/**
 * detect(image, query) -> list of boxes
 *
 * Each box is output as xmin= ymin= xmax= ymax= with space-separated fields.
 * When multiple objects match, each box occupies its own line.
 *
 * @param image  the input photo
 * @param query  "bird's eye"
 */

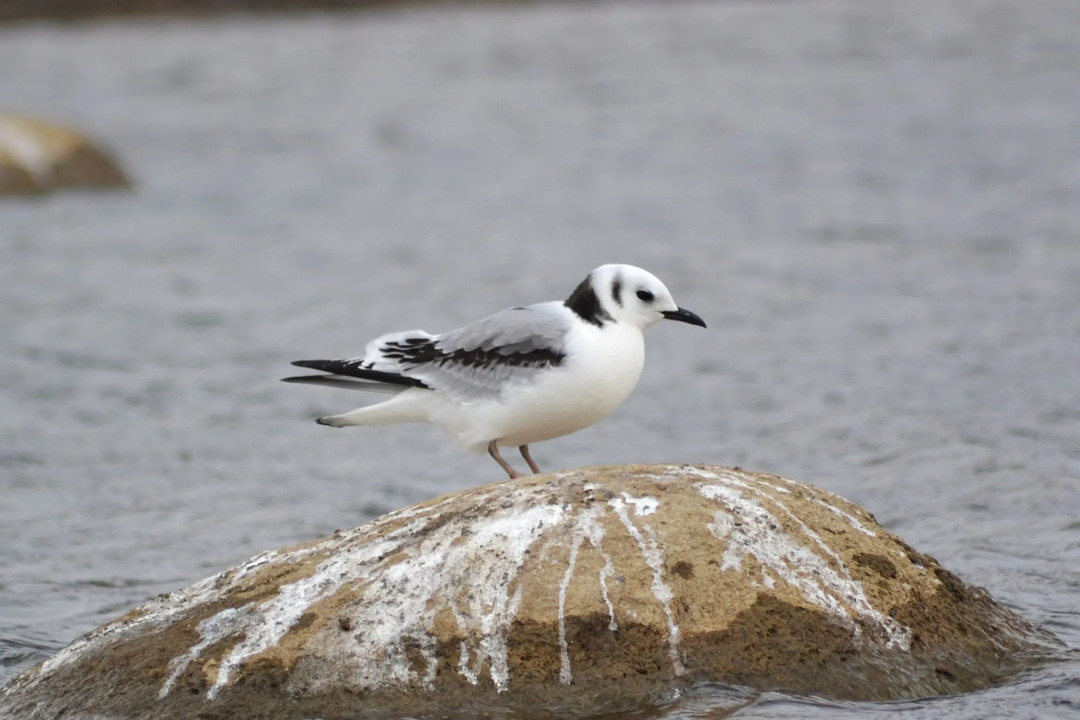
xmin=636 ymin=289 xmax=654 ymax=303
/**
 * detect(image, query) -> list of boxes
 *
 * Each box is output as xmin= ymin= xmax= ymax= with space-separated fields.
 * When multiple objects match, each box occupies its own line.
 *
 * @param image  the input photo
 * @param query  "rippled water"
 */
xmin=1 ymin=0 xmax=1079 ymax=717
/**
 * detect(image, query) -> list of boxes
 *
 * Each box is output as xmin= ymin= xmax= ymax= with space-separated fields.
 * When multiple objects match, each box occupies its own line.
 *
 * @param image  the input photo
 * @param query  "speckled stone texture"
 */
xmin=0 ymin=465 xmax=1059 ymax=719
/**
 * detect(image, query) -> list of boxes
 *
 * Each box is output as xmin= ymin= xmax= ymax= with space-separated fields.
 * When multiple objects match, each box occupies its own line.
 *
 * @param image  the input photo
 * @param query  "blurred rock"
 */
xmin=1 ymin=0 xmax=460 ymax=23
xmin=0 ymin=465 xmax=1060 ymax=718
xmin=0 ymin=116 xmax=130 ymax=195
xmin=0 ymin=144 xmax=41 ymax=195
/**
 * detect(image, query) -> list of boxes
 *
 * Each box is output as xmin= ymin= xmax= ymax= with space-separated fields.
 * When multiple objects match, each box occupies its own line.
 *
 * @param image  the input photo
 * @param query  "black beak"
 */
xmin=661 ymin=307 xmax=707 ymax=328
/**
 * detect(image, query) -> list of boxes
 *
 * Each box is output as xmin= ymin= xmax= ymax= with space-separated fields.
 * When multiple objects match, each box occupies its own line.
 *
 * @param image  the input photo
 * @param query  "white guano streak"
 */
xmin=755 ymin=477 xmax=877 ymax=537
xmin=696 ymin=476 xmax=910 ymax=650
xmin=557 ymin=525 xmax=585 ymax=686
xmin=609 ymin=496 xmax=685 ymax=676
xmin=44 ymin=547 xmax=306 ymax=688
xmin=439 ymin=505 xmax=563 ymax=691
xmin=158 ymin=494 xmax=564 ymax=700
xmin=163 ymin=535 xmax=404 ymax=699
xmin=557 ymin=506 xmax=617 ymax=686
xmin=680 ymin=466 xmax=877 ymax=538
xmin=621 ymin=492 xmax=659 ymax=516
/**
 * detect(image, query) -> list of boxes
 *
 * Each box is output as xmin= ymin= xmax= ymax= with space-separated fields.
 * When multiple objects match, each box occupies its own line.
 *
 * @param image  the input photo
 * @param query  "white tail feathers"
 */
xmin=315 ymin=392 xmax=430 ymax=428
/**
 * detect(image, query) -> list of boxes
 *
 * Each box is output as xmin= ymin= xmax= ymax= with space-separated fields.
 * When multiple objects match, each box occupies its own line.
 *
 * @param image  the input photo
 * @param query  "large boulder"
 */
xmin=0 ymin=465 xmax=1059 ymax=718
xmin=0 ymin=115 xmax=130 ymax=195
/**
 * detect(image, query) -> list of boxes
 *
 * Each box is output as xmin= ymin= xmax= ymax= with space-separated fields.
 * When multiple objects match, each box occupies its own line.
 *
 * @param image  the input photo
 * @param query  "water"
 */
xmin=1 ymin=0 xmax=1079 ymax=716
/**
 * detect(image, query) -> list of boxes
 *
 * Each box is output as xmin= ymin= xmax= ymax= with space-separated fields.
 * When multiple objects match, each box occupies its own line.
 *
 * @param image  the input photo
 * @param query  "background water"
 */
xmin=1 ymin=0 xmax=1079 ymax=717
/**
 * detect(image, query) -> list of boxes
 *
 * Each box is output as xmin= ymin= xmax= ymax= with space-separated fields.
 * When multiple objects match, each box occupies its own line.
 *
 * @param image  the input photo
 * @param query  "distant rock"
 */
xmin=0 ymin=465 xmax=1060 ymax=718
xmin=0 ymin=144 xmax=40 ymax=195
xmin=0 ymin=115 xmax=130 ymax=195
xmin=1 ymin=1 xmax=428 ymax=23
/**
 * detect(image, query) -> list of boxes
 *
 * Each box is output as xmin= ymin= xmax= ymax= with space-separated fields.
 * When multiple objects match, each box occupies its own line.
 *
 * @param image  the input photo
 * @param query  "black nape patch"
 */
xmin=564 ymin=276 xmax=613 ymax=327
xmin=611 ymin=277 xmax=623 ymax=307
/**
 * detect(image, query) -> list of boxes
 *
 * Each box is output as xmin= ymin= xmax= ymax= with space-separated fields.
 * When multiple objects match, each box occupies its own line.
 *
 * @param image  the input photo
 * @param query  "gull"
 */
xmin=282 ymin=264 xmax=706 ymax=479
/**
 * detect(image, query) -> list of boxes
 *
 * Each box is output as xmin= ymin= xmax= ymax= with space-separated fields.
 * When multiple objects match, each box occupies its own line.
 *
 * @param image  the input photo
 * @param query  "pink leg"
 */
xmin=488 ymin=440 xmax=521 ymax=479
xmin=519 ymin=445 xmax=541 ymax=475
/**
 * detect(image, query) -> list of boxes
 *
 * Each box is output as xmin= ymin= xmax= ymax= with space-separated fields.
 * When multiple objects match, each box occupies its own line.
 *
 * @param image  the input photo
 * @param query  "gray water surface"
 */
xmin=1 ymin=1 xmax=1079 ymax=717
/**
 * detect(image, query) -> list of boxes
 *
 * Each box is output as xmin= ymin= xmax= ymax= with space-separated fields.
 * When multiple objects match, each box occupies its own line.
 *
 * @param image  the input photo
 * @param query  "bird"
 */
xmin=282 ymin=264 xmax=706 ymax=479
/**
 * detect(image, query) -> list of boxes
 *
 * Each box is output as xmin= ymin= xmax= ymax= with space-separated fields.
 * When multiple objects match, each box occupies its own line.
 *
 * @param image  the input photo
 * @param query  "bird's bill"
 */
xmin=661 ymin=307 xmax=707 ymax=328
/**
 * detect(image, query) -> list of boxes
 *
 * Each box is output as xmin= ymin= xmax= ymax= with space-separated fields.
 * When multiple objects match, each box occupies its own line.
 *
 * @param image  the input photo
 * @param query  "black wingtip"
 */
xmin=285 ymin=359 xmax=431 ymax=389
xmin=291 ymin=359 xmax=335 ymax=371
xmin=281 ymin=375 xmax=319 ymax=384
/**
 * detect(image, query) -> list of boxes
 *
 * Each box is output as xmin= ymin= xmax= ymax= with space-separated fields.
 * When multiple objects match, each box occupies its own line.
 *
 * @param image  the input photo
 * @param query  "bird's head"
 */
xmin=566 ymin=264 xmax=707 ymax=331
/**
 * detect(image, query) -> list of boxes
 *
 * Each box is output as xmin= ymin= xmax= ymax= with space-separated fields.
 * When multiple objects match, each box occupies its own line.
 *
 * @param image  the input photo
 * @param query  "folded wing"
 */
xmin=283 ymin=302 xmax=572 ymax=402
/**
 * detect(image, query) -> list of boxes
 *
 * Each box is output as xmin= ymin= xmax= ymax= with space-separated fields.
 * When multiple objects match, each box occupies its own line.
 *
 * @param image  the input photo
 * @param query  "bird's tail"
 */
xmin=281 ymin=374 xmax=408 ymax=395
xmin=283 ymin=356 xmax=434 ymax=427
xmin=313 ymin=391 xmax=430 ymax=428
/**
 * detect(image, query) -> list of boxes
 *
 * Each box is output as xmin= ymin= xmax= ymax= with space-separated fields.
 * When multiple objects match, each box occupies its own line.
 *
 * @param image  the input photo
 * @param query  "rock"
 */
xmin=0 ymin=465 xmax=1059 ymax=718
xmin=0 ymin=145 xmax=42 ymax=195
xmin=0 ymin=115 xmax=130 ymax=195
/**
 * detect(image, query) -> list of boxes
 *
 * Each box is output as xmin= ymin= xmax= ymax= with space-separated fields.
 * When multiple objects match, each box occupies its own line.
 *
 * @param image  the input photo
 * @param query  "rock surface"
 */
xmin=0 ymin=115 xmax=130 ymax=195
xmin=0 ymin=144 xmax=41 ymax=195
xmin=0 ymin=465 xmax=1058 ymax=718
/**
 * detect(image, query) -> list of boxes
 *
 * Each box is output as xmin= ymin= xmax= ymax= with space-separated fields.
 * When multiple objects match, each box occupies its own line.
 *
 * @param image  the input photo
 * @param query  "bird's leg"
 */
xmin=519 ymin=445 xmax=541 ymax=475
xmin=488 ymin=440 xmax=521 ymax=479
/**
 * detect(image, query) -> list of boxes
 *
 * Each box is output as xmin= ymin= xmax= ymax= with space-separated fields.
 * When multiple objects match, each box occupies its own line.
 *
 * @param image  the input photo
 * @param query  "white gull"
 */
xmin=283 ymin=264 xmax=705 ymax=478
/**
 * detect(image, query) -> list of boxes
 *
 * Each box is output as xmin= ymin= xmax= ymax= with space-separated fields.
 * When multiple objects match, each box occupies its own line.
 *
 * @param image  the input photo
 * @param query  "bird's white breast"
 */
xmin=451 ymin=321 xmax=646 ymax=451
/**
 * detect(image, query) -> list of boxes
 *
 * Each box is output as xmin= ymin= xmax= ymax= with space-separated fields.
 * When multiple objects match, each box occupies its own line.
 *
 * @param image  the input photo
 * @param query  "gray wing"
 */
xmin=400 ymin=301 xmax=572 ymax=401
